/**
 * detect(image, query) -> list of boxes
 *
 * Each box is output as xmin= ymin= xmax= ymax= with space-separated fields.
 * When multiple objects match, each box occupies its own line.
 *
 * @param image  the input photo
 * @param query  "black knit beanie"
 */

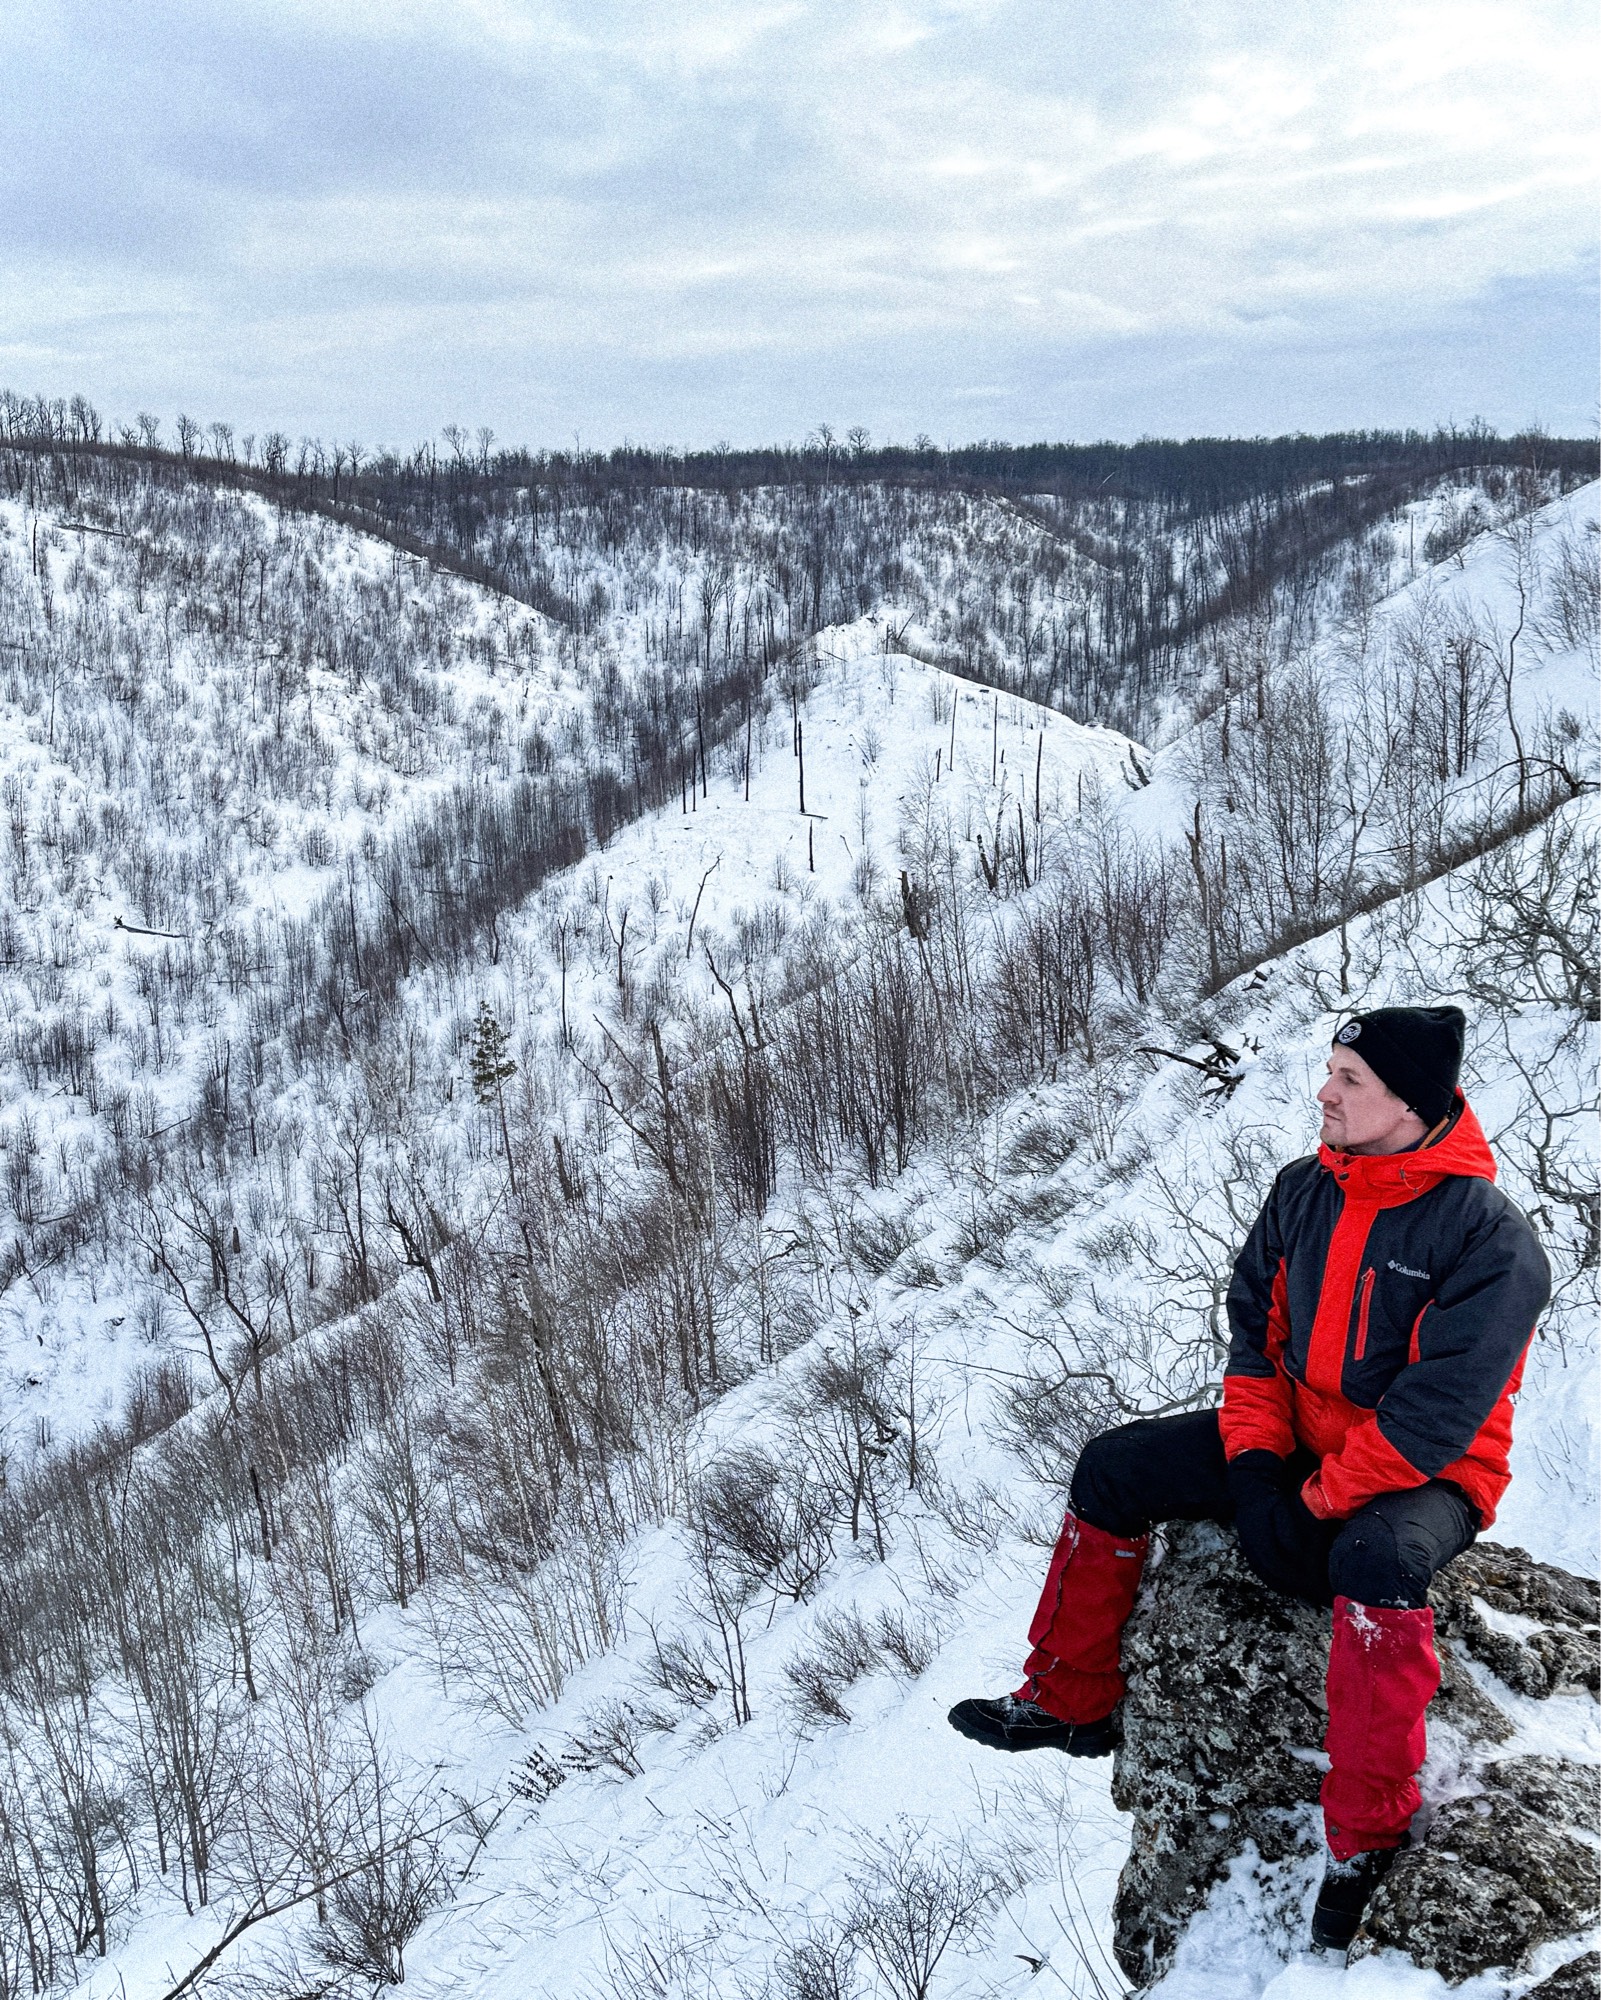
xmin=1331 ymin=1006 xmax=1465 ymax=1126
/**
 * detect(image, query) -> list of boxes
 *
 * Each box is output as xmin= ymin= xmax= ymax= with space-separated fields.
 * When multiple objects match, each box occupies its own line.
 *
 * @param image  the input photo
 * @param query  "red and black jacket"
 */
xmin=1219 ymin=1096 xmax=1550 ymax=1527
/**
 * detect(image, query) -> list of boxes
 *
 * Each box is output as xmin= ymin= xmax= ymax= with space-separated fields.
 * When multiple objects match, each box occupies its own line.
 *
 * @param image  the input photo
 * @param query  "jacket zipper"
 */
xmin=1354 ymin=1268 xmax=1376 ymax=1361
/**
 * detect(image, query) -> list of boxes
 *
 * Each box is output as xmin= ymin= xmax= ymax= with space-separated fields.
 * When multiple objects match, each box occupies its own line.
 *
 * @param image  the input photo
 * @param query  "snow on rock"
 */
xmin=1113 ymin=1521 xmax=1333 ymax=1985
xmin=1523 ymin=1952 xmax=1601 ymax=1998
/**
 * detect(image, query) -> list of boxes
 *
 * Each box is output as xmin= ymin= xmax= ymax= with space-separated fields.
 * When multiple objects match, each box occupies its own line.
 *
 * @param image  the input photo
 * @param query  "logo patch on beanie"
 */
xmin=1336 ymin=1022 xmax=1362 ymax=1044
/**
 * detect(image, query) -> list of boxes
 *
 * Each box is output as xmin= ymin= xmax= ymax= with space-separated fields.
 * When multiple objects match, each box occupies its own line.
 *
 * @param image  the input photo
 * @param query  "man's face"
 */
xmin=1317 ymin=1047 xmax=1428 ymax=1156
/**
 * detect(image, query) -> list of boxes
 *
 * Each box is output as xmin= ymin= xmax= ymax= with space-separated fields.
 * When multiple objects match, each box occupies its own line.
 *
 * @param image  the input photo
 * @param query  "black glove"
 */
xmin=1225 ymin=1450 xmax=1337 ymax=1605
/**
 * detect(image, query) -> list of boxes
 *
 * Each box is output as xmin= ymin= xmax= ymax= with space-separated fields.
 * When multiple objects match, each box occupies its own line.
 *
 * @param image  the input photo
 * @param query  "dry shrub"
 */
xmin=784 ymin=1608 xmax=881 ymax=1727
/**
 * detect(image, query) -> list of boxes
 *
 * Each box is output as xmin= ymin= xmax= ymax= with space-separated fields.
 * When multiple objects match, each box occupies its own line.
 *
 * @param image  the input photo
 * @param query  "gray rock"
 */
xmin=1112 ymin=1527 xmax=1329 ymax=1823
xmin=1526 ymin=1950 xmax=1601 ymax=1999
xmin=1349 ymin=1792 xmax=1599 ymax=1981
xmin=1348 ymin=1852 xmax=1547 ymax=1982
xmin=1431 ymin=1543 xmax=1600 ymax=1699
xmin=1481 ymin=1755 xmax=1601 ymax=1832
xmin=1110 ymin=1523 xmax=1599 ymax=1990
xmin=1111 ymin=1523 xmax=1330 ymax=1986
xmin=1433 ymin=1638 xmax=1518 ymax=1745
xmin=1433 ymin=1794 xmax=1597 ymax=1928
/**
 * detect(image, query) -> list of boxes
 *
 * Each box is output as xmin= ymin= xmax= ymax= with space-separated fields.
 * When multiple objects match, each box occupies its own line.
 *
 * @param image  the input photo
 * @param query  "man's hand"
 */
xmin=1225 ymin=1450 xmax=1338 ymax=1605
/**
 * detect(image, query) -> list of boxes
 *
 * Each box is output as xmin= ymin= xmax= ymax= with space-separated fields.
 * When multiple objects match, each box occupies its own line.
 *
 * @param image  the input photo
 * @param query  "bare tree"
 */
xmin=313 ymin=1719 xmax=451 ymax=1989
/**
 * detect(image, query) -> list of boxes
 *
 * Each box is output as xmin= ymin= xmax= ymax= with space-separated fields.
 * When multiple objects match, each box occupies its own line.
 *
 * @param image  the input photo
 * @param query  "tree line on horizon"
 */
xmin=0 ymin=385 xmax=1590 ymax=507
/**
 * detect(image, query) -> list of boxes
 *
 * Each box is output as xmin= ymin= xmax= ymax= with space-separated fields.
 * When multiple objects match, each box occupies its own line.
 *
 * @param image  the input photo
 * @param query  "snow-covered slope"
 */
xmin=1122 ymin=478 xmax=1599 ymax=858
xmin=491 ymin=618 xmax=1141 ymax=1039
xmin=2 ymin=464 xmax=1590 ymax=1463
xmin=65 ymin=794 xmax=1596 ymax=2000
xmin=0 ymin=483 xmax=586 ymax=1442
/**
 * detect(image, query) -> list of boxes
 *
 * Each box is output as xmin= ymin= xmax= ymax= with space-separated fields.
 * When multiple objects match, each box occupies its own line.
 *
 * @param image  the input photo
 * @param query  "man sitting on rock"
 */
xmin=949 ymin=1005 xmax=1551 ymax=1952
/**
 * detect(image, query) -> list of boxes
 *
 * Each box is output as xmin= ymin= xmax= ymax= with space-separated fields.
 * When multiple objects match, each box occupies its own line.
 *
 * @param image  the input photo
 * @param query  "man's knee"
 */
xmin=1070 ymin=1411 xmax=1229 ymax=1538
xmin=1069 ymin=1427 xmax=1147 ymax=1537
xmin=1329 ymin=1515 xmax=1431 ymax=1609
xmin=1331 ymin=1484 xmax=1477 ymax=1609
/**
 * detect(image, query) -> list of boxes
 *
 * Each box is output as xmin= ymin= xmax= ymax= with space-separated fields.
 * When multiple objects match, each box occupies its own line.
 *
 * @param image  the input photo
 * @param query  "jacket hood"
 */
xmin=1317 ymin=1092 xmax=1496 ymax=1199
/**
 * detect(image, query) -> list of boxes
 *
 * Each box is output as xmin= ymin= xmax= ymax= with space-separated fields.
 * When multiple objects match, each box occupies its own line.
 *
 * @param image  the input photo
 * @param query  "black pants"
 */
xmin=1070 ymin=1410 xmax=1477 ymax=1609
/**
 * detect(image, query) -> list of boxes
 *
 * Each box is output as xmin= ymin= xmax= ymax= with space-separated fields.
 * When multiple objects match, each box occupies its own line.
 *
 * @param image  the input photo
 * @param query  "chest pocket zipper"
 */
xmin=1354 ymin=1268 xmax=1376 ymax=1360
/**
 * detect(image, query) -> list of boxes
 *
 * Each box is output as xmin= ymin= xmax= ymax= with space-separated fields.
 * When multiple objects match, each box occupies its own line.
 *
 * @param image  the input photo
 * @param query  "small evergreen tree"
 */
xmin=471 ymin=1003 xmax=516 ymax=1104
xmin=471 ymin=1003 xmax=519 ymax=1194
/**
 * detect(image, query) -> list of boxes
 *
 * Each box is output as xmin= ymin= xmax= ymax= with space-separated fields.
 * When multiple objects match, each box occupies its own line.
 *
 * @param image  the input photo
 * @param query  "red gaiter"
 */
xmin=1322 ymin=1595 xmax=1441 ymax=1860
xmin=1015 ymin=1509 xmax=1149 ymax=1723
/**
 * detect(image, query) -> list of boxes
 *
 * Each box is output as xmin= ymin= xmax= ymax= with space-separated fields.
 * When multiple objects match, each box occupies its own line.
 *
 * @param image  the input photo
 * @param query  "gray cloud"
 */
xmin=2 ymin=0 xmax=1594 ymax=444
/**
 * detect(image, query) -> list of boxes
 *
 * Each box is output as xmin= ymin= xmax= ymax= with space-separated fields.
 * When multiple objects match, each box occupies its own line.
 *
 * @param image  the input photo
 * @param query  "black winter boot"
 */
xmin=1310 ymin=1845 xmax=1400 ymax=1952
xmin=946 ymin=1694 xmax=1115 ymax=1756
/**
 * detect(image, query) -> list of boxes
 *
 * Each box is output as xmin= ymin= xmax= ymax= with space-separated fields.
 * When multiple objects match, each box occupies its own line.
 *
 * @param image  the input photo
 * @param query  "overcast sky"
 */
xmin=3 ymin=0 xmax=1596 ymax=450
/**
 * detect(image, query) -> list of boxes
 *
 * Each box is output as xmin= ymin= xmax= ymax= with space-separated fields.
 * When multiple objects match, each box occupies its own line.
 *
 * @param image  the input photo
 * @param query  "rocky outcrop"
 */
xmin=1525 ymin=1951 xmax=1601 ymax=1999
xmin=1350 ymin=1754 xmax=1601 ymax=1982
xmin=1431 ymin=1543 xmax=1601 ymax=1701
xmin=1110 ymin=1522 xmax=1599 ymax=1992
